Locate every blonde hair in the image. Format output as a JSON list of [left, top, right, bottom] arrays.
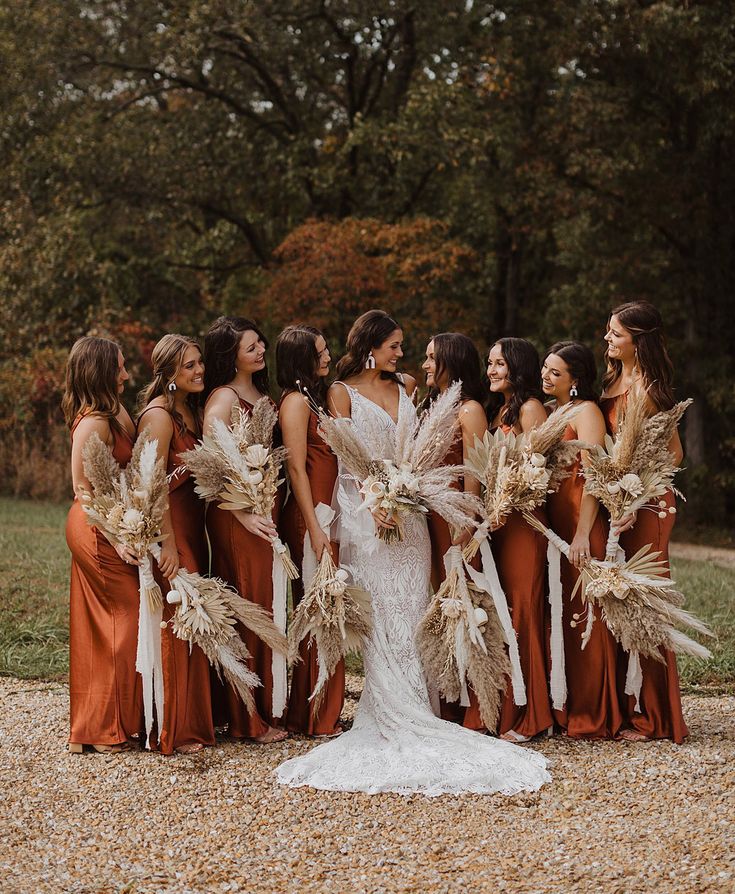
[[62, 336, 122, 428], [137, 334, 202, 435]]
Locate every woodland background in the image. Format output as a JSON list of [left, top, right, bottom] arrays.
[[1, 1, 733, 531]]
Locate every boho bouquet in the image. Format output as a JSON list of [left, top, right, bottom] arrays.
[[463, 401, 583, 555], [81, 430, 288, 741], [179, 396, 296, 718], [316, 382, 482, 544], [416, 546, 512, 730], [583, 387, 692, 562], [288, 549, 372, 713]]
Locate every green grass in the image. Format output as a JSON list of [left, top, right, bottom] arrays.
[[0, 497, 733, 695]]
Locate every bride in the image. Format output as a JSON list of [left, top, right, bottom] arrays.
[[276, 310, 550, 796]]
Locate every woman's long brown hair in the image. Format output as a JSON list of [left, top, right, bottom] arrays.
[[603, 300, 675, 410], [62, 336, 122, 429]]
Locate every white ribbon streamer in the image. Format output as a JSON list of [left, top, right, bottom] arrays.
[[270, 538, 289, 719], [302, 502, 336, 584], [625, 649, 643, 712], [463, 532, 527, 707], [546, 540, 567, 711], [136, 555, 164, 747]]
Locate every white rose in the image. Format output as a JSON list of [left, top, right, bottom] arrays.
[[244, 444, 269, 467], [619, 473, 644, 497]]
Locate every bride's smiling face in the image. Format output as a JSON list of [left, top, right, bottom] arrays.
[[371, 329, 404, 373]]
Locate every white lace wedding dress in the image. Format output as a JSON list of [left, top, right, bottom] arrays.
[[276, 383, 550, 796]]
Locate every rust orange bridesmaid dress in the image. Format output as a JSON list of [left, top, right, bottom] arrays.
[[66, 417, 144, 747], [601, 393, 688, 743], [546, 425, 624, 739], [494, 427, 554, 739], [281, 409, 345, 736], [426, 431, 486, 731], [206, 387, 282, 736], [138, 409, 216, 754]]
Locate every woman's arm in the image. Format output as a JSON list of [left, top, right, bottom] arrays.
[[140, 407, 179, 579], [327, 382, 351, 418], [569, 403, 607, 568], [454, 400, 487, 545], [280, 393, 331, 561]]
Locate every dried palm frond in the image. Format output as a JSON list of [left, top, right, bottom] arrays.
[[159, 546, 287, 715], [523, 512, 713, 661], [583, 388, 692, 560], [288, 550, 372, 713], [416, 547, 511, 730]]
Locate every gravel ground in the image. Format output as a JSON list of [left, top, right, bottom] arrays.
[[1, 675, 733, 894]]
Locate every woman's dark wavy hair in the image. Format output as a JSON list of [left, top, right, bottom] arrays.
[[603, 300, 675, 410], [545, 340, 599, 403], [487, 337, 545, 428], [276, 325, 328, 409], [203, 316, 269, 400], [335, 309, 401, 384], [423, 332, 488, 414]]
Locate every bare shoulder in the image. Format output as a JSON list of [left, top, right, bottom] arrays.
[[138, 404, 174, 434], [280, 390, 311, 421], [327, 381, 352, 417], [401, 373, 417, 397], [73, 413, 111, 444], [519, 398, 547, 430], [205, 387, 239, 419], [458, 399, 487, 431]]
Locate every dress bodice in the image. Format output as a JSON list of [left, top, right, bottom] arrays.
[[336, 380, 416, 459]]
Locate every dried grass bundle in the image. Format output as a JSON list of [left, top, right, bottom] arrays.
[[583, 388, 692, 560], [288, 550, 372, 713], [317, 382, 482, 543], [416, 547, 511, 730], [463, 403, 582, 558], [523, 512, 713, 661], [162, 555, 288, 716]]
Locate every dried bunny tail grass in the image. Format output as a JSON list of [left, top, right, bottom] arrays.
[[525, 401, 581, 456], [82, 431, 121, 496], [317, 413, 375, 480], [466, 588, 512, 729], [407, 381, 462, 473]]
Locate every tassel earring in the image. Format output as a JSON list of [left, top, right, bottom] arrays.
[[365, 351, 376, 370]]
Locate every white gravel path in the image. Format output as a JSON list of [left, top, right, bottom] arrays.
[[0, 676, 732, 894]]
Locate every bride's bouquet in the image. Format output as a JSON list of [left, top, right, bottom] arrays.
[[288, 549, 372, 712], [317, 381, 482, 544], [81, 430, 288, 742]]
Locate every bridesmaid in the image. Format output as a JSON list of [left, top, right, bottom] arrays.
[[136, 334, 216, 754], [203, 316, 287, 744], [542, 341, 624, 739], [422, 332, 488, 731], [277, 325, 345, 737], [601, 300, 688, 743], [63, 336, 143, 753], [486, 338, 554, 742]]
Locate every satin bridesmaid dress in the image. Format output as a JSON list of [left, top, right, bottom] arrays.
[[600, 392, 688, 743], [66, 416, 144, 748], [205, 387, 283, 736], [546, 424, 624, 739], [426, 429, 486, 731], [281, 408, 345, 736], [493, 423, 554, 740], [138, 408, 216, 754]]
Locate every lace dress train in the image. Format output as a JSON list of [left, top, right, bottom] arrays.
[[276, 384, 550, 796]]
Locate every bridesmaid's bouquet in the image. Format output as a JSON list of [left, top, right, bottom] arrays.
[[462, 402, 583, 555], [288, 550, 372, 712], [81, 431, 288, 741], [180, 398, 298, 579], [416, 546, 512, 730], [582, 387, 692, 562], [317, 382, 482, 544]]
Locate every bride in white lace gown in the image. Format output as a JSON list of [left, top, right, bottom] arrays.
[[276, 311, 550, 796]]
